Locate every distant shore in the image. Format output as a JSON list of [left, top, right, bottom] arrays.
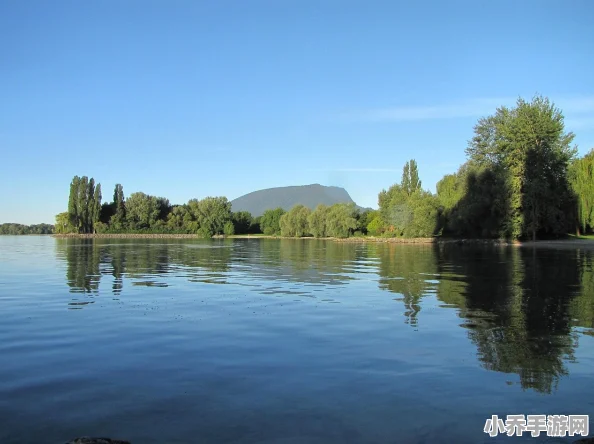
[[49, 233, 594, 249]]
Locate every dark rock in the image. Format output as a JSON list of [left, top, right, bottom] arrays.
[[65, 438, 131, 444]]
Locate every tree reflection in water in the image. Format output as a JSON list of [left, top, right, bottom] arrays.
[[55, 238, 594, 393]]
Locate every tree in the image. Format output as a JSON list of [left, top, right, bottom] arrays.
[[437, 161, 508, 238], [569, 149, 594, 235], [232, 211, 253, 234], [356, 209, 377, 235], [308, 204, 329, 238], [367, 215, 385, 236], [188, 196, 232, 236], [55, 212, 75, 234], [68, 176, 80, 231], [86, 178, 96, 233], [110, 184, 126, 229], [378, 183, 410, 236], [249, 216, 262, 234], [325, 203, 358, 238], [66, 175, 101, 233], [402, 190, 441, 238], [466, 95, 576, 240], [379, 160, 441, 237], [92, 183, 102, 233], [167, 205, 192, 233], [260, 208, 285, 235], [280, 204, 311, 237], [156, 197, 171, 222], [401, 159, 422, 196], [78, 176, 89, 232], [125, 192, 160, 229], [437, 171, 464, 214], [223, 221, 235, 236]]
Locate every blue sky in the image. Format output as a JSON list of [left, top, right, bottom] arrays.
[[1, 0, 593, 224]]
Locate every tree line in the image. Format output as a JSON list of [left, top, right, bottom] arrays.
[[374, 95, 594, 240], [0, 223, 54, 235], [54, 95, 594, 240], [55, 179, 372, 238]]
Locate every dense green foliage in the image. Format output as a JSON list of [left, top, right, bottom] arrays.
[[280, 205, 311, 237], [231, 211, 253, 234], [0, 223, 54, 235], [569, 149, 594, 235], [308, 204, 329, 237], [434, 95, 585, 240], [50, 95, 593, 240], [260, 208, 286, 235], [437, 162, 508, 238], [325, 203, 359, 238], [376, 160, 441, 238], [463, 96, 576, 240], [57, 181, 237, 237]]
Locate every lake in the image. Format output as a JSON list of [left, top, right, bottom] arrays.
[[0, 236, 593, 443]]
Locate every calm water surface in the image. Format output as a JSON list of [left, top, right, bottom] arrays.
[[1, 236, 593, 443]]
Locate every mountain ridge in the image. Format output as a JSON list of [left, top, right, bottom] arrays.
[[231, 184, 369, 217]]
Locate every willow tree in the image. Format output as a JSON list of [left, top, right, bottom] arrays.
[[325, 203, 358, 238], [55, 212, 75, 234], [308, 204, 329, 237], [569, 149, 594, 235], [280, 204, 311, 237]]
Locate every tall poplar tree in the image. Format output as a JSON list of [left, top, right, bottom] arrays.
[[77, 176, 89, 232], [86, 178, 95, 233], [68, 176, 81, 231], [93, 183, 102, 232], [111, 183, 126, 229], [65, 175, 101, 233], [401, 159, 422, 196]]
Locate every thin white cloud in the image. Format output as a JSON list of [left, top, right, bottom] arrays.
[[340, 98, 510, 122], [339, 95, 594, 123], [307, 167, 402, 172]]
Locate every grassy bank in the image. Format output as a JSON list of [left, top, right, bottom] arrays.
[[568, 234, 594, 240]]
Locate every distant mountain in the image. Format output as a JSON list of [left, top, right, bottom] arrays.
[[231, 184, 368, 217]]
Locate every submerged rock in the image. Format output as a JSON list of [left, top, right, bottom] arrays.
[[65, 438, 131, 444]]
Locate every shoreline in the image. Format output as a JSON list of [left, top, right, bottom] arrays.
[[49, 233, 594, 249], [51, 233, 513, 245]]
